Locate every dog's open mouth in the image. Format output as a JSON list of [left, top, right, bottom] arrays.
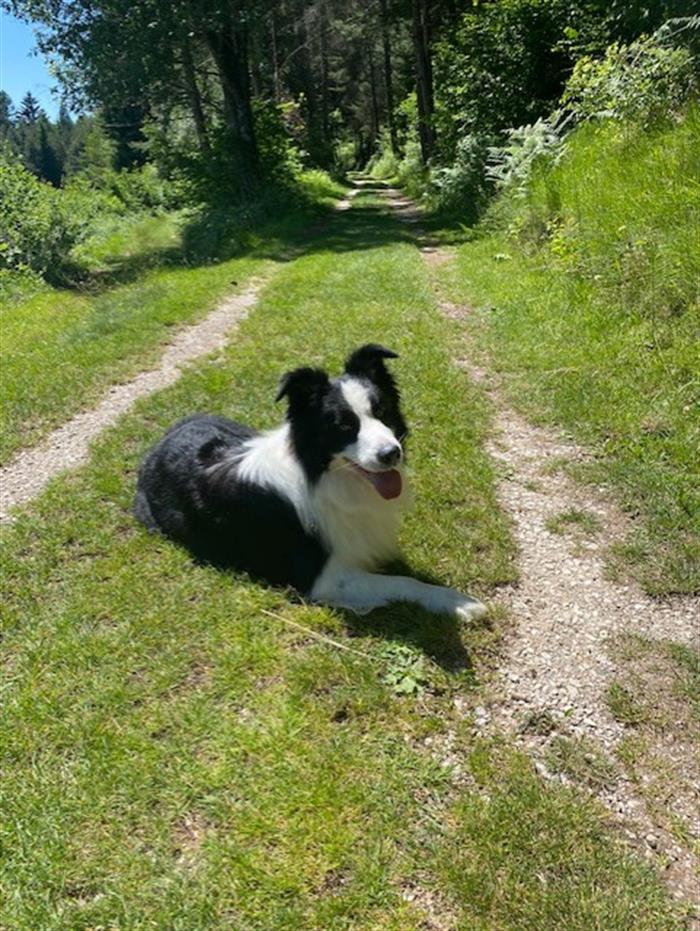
[[351, 464, 402, 500]]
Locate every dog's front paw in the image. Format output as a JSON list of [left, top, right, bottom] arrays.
[[452, 594, 488, 622]]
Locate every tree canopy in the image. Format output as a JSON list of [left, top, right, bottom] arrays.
[[4, 0, 697, 189]]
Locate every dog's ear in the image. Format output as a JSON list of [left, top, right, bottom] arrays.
[[344, 344, 399, 381], [275, 367, 329, 407]]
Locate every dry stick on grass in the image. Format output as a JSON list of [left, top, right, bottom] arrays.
[[260, 608, 379, 662]]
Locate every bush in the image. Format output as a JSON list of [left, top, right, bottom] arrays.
[[296, 168, 344, 204], [0, 154, 88, 279], [333, 137, 359, 173], [485, 25, 698, 205], [564, 30, 697, 126], [0, 148, 177, 284], [492, 105, 700, 319], [166, 101, 307, 206], [368, 134, 400, 180], [429, 133, 491, 218], [181, 167, 341, 263], [101, 163, 178, 212], [486, 111, 572, 198]]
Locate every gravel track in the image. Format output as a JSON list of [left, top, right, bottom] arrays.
[[378, 180, 699, 913], [0, 283, 261, 522], [462, 348, 699, 911]]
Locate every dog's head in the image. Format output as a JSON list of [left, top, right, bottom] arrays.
[[276, 344, 408, 498]]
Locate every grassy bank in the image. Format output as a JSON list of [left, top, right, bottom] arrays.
[[0, 193, 686, 930], [0, 173, 343, 464], [438, 109, 700, 594]]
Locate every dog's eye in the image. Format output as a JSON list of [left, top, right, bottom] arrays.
[[336, 412, 358, 436]]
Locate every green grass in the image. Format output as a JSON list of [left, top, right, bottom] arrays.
[[607, 634, 700, 852], [437, 744, 679, 931], [437, 109, 700, 594], [606, 681, 649, 727], [545, 736, 618, 791], [0, 195, 337, 465], [70, 211, 185, 275], [0, 194, 686, 929], [545, 508, 602, 538]]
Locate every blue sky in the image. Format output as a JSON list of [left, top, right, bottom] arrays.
[[1, 9, 62, 118]]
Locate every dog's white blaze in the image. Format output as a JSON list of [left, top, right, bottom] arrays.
[[339, 377, 400, 470], [339, 377, 372, 416]]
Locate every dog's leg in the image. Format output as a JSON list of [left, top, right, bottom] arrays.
[[310, 559, 487, 621]]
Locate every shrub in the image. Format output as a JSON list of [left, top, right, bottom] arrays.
[[101, 163, 178, 212], [563, 30, 697, 126], [181, 167, 341, 263], [368, 130, 400, 180], [333, 137, 359, 173], [394, 139, 427, 201], [0, 151, 170, 283], [486, 111, 572, 197], [429, 133, 491, 218], [485, 24, 698, 204], [0, 153, 86, 279], [493, 105, 700, 319], [296, 168, 344, 204]]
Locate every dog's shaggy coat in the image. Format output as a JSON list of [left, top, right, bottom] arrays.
[[135, 345, 485, 619]]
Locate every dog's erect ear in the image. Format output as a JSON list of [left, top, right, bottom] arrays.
[[275, 366, 330, 406], [344, 344, 399, 380]]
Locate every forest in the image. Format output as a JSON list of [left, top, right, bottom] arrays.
[[2, 0, 697, 280]]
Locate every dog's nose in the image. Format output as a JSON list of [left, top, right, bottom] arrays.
[[377, 444, 401, 467]]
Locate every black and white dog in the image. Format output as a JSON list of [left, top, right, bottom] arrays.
[[135, 344, 486, 620]]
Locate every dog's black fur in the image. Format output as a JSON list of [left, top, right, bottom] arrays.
[[134, 414, 328, 592]]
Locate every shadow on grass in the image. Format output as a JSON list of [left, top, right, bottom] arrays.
[[181, 193, 417, 265], [338, 556, 478, 674], [53, 180, 462, 297], [181, 539, 476, 674], [56, 239, 186, 292], [341, 603, 475, 675]]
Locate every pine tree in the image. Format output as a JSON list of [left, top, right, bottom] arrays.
[[54, 102, 74, 171], [37, 119, 63, 185], [17, 91, 44, 123], [0, 91, 13, 134]]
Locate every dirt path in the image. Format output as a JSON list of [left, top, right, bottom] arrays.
[[464, 372, 699, 902], [376, 180, 699, 913], [475, 404, 698, 730]]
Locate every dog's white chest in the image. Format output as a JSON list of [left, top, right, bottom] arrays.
[[312, 467, 408, 570]]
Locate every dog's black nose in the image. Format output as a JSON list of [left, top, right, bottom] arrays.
[[377, 444, 401, 467]]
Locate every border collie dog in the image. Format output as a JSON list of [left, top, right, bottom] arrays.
[[135, 344, 486, 620]]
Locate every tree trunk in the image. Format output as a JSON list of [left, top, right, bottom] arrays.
[[298, 4, 320, 162], [379, 0, 398, 154], [205, 19, 260, 178], [368, 40, 380, 148], [411, 0, 435, 164], [319, 0, 330, 152], [180, 35, 209, 154], [270, 9, 282, 102]]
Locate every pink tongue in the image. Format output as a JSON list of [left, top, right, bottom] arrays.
[[360, 467, 402, 500]]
